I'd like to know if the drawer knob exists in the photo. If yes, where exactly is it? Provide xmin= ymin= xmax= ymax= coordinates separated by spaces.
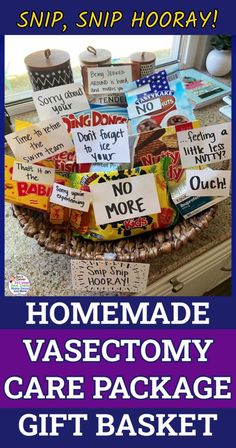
xmin=220 ymin=266 xmax=231 ymax=272
xmin=170 ymin=276 xmax=184 ymax=293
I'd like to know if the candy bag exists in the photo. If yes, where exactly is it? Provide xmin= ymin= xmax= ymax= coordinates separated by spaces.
xmin=70 ymin=159 xmax=178 ymax=241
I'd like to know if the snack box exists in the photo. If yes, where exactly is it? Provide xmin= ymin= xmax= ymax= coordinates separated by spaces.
xmin=127 ymin=70 xmax=195 ymax=134
xmin=4 ymin=155 xmax=69 ymax=212
xmin=170 ymin=171 xmax=225 ymax=219
xmin=86 ymin=93 xmax=127 ymax=107
xmin=62 ymin=105 xmax=129 ymax=134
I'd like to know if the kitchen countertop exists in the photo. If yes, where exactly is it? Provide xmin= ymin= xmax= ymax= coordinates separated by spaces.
xmin=5 ymin=81 xmax=231 ymax=296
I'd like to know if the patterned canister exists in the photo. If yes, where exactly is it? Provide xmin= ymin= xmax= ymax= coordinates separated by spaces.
xmin=79 ymin=46 xmax=112 ymax=66
xmin=130 ymin=51 xmax=156 ymax=77
xmin=24 ymin=49 xmax=74 ymax=91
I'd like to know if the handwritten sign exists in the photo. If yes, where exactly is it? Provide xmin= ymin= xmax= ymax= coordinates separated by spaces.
xmin=71 ymin=260 xmax=150 ymax=293
xmin=32 ymin=82 xmax=90 ymax=121
xmin=72 ymin=123 xmax=130 ymax=164
xmin=50 ymin=183 xmax=91 ymax=211
xmin=87 ymin=66 xmax=132 ymax=94
xmin=186 ymin=169 xmax=231 ymax=197
xmin=177 ymin=122 xmax=231 ymax=168
xmin=6 ymin=118 xmax=74 ymax=164
xmin=12 ymin=161 xmax=55 ymax=185
xmin=90 ymin=173 xmax=160 ymax=225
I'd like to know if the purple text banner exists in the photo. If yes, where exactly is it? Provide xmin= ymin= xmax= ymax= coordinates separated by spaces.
xmin=0 ymin=329 xmax=235 ymax=408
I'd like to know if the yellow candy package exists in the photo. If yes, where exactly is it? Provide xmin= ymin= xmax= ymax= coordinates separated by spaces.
xmin=5 ymin=155 xmax=69 ymax=212
xmin=70 ymin=159 xmax=178 ymax=241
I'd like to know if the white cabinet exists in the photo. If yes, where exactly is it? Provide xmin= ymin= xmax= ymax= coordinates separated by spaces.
xmin=142 ymin=239 xmax=231 ymax=296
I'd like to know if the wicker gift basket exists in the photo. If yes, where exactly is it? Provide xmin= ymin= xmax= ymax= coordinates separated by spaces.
xmin=5 ymin=60 xmax=229 ymax=263
xmin=6 ymin=134 xmax=227 ymax=263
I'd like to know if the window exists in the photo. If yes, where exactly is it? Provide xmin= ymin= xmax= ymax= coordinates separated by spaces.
xmin=5 ymin=34 xmax=182 ymax=113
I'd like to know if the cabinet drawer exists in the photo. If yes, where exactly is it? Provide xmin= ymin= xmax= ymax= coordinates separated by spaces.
xmin=142 ymin=239 xmax=231 ymax=296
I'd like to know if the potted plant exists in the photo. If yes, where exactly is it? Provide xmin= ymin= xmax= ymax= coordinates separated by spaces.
xmin=206 ymin=35 xmax=232 ymax=77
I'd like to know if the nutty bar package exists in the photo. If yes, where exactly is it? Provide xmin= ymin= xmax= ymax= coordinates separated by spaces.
xmin=132 ymin=120 xmax=200 ymax=187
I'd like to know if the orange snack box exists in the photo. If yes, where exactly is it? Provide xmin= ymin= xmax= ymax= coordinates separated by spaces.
xmin=5 ymin=155 xmax=69 ymax=212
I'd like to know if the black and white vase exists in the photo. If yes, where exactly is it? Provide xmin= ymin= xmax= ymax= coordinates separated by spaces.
xmin=25 ymin=49 xmax=74 ymax=91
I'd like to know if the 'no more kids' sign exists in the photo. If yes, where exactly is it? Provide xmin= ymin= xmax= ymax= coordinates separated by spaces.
xmin=90 ymin=173 xmax=161 ymax=225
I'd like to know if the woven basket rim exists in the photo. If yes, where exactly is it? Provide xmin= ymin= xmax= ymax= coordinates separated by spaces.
xmin=12 ymin=204 xmax=217 ymax=263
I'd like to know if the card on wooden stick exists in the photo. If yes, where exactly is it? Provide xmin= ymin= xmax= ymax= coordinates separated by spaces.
xmin=186 ymin=169 xmax=231 ymax=197
xmin=50 ymin=183 xmax=92 ymax=212
xmin=12 ymin=161 xmax=55 ymax=185
xmin=82 ymin=64 xmax=140 ymax=97
xmin=72 ymin=123 xmax=130 ymax=164
xmin=32 ymin=82 xmax=90 ymax=120
xmin=71 ymin=260 xmax=150 ymax=293
xmin=177 ymin=122 xmax=231 ymax=168
xmin=90 ymin=173 xmax=161 ymax=225
xmin=6 ymin=117 xmax=74 ymax=164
